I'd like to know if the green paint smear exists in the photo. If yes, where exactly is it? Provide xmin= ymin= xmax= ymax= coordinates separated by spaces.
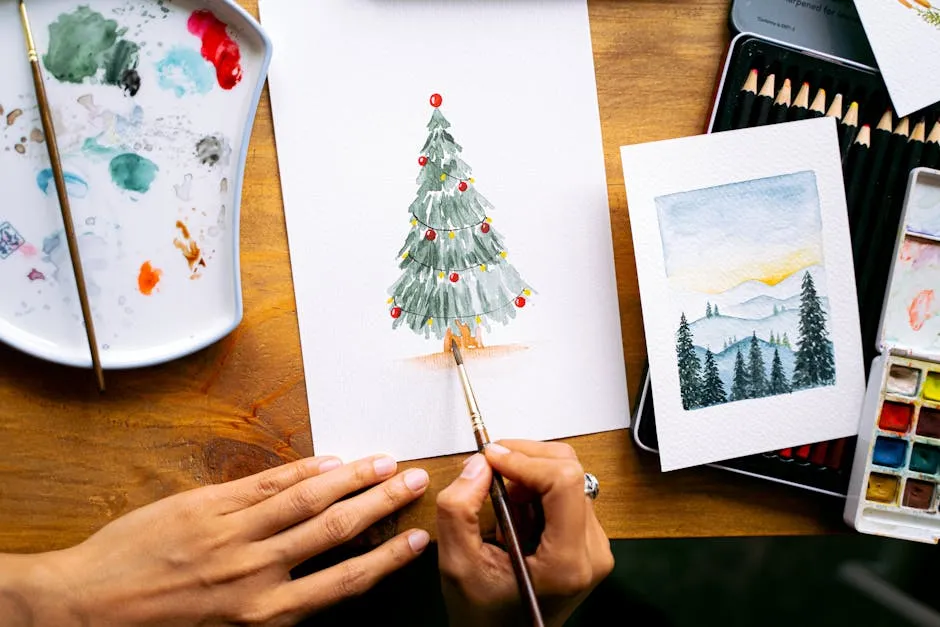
xmin=44 ymin=6 xmax=139 ymax=86
xmin=109 ymin=153 xmax=158 ymax=193
xmin=82 ymin=136 xmax=120 ymax=160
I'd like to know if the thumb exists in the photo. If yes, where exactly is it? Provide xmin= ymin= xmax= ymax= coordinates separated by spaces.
xmin=436 ymin=453 xmax=492 ymax=574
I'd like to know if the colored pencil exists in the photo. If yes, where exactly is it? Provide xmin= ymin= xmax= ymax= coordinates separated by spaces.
xmin=809 ymin=441 xmax=830 ymax=466
xmin=838 ymin=101 xmax=859 ymax=160
xmin=845 ymin=124 xmax=871 ymax=230
xmin=825 ymin=438 xmax=848 ymax=470
xmin=807 ymin=87 xmax=827 ymax=119
xmin=18 ymin=0 xmax=105 ymax=391
xmin=753 ymin=74 xmax=776 ymax=126
xmin=825 ymin=93 xmax=844 ymax=123
xmin=733 ymin=69 xmax=759 ymax=130
xmin=788 ymin=81 xmax=810 ymax=121
xmin=922 ymin=121 xmax=940 ymax=170
xmin=852 ymin=110 xmax=894 ymax=275
xmin=770 ymin=78 xmax=791 ymax=125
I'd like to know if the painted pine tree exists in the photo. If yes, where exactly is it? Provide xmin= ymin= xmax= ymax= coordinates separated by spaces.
xmin=388 ymin=94 xmax=533 ymax=348
xmin=699 ymin=348 xmax=727 ymax=407
xmin=792 ymin=271 xmax=835 ymax=389
xmin=769 ymin=347 xmax=791 ymax=395
xmin=676 ymin=312 xmax=702 ymax=410
xmin=731 ymin=348 xmax=749 ymax=401
xmin=705 ymin=302 xmax=712 ymax=318
xmin=746 ymin=332 xmax=768 ymax=398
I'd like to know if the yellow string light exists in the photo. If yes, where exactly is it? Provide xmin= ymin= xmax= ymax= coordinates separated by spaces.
xmin=523 ymin=289 xmax=531 ymax=296
xmin=448 ymin=232 xmax=455 ymax=239
xmin=402 ymin=251 xmax=409 ymax=259
xmin=438 ymin=271 xmax=445 ymax=279
xmin=499 ymin=251 xmax=508 ymax=259
xmin=387 ymin=297 xmax=394 ymax=304
xmin=475 ymin=316 xmax=482 ymax=324
xmin=439 ymin=174 xmax=446 ymax=181
xmin=469 ymin=178 xmax=475 ymax=183
xmin=486 ymin=217 xmax=493 ymax=224
xmin=411 ymin=218 xmax=417 ymax=226
xmin=427 ymin=318 xmax=433 ymax=325
xmin=480 ymin=264 xmax=487 ymax=272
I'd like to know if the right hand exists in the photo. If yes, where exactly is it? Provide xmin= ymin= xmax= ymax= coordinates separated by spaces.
xmin=435 ymin=440 xmax=614 ymax=627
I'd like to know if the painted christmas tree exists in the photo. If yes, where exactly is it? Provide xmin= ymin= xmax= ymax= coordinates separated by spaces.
xmin=699 ymin=348 xmax=727 ymax=407
xmin=387 ymin=94 xmax=533 ymax=351
xmin=675 ymin=312 xmax=702 ymax=410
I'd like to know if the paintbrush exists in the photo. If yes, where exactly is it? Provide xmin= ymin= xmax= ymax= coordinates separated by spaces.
xmin=450 ymin=341 xmax=544 ymax=627
xmin=18 ymin=0 xmax=105 ymax=391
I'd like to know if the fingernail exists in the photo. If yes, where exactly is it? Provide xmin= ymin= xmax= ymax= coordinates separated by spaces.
xmin=403 ymin=468 xmax=429 ymax=492
xmin=373 ymin=456 xmax=397 ymax=477
xmin=408 ymin=529 xmax=430 ymax=553
xmin=461 ymin=453 xmax=486 ymax=479
xmin=318 ymin=458 xmax=342 ymax=472
xmin=461 ymin=454 xmax=475 ymax=465
xmin=487 ymin=443 xmax=510 ymax=455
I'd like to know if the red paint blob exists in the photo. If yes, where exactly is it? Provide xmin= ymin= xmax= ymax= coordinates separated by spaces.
xmin=418 ymin=156 xmax=428 ymax=166
xmin=879 ymin=401 xmax=913 ymax=433
xmin=481 ymin=222 xmax=490 ymax=234
xmin=188 ymin=10 xmax=243 ymax=90
xmin=449 ymin=272 xmax=459 ymax=283
xmin=430 ymin=93 xmax=443 ymax=107
xmin=390 ymin=306 xmax=402 ymax=319
xmin=514 ymin=296 xmax=526 ymax=308
xmin=458 ymin=181 xmax=468 ymax=192
xmin=425 ymin=229 xmax=437 ymax=241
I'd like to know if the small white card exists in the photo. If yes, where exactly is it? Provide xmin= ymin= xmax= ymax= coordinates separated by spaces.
xmin=621 ymin=118 xmax=866 ymax=471
xmin=854 ymin=0 xmax=940 ymax=117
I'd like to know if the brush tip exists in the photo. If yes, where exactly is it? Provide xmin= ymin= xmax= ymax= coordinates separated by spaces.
xmin=450 ymin=341 xmax=463 ymax=365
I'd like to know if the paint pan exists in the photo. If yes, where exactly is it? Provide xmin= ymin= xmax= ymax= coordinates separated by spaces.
xmin=844 ymin=168 xmax=940 ymax=544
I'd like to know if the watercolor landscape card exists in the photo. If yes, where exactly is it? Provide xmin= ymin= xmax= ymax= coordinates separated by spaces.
xmin=621 ymin=118 xmax=866 ymax=471
xmin=261 ymin=0 xmax=629 ymax=462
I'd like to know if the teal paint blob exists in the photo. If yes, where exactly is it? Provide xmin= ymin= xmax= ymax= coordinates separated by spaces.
xmin=109 ymin=153 xmax=158 ymax=193
xmin=43 ymin=7 xmax=140 ymax=88
xmin=156 ymin=47 xmax=214 ymax=97
xmin=36 ymin=169 xmax=89 ymax=199
xmin=82 ymin=136 xmax=119 ymax=160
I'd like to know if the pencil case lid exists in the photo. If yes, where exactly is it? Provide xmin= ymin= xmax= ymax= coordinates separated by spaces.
xmin=876 ymin=167 xmax=940 ymax=361
xmin=730 ymin=0 xmax=876 ymax=68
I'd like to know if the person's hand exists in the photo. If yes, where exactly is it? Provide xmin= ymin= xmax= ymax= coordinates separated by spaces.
xmin=6 ymin=454 xmax=430 ymax=626
xmin=435 ymin=440 xmax=613 ymax=627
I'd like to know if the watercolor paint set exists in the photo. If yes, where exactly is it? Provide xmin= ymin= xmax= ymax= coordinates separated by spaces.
xmin=844 ymin=167 xmax=940 ymax=544
xmin=633 ymin=0 xmax=940 ymax=493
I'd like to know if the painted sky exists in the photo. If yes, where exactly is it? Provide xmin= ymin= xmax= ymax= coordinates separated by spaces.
xmin=655 ymin=171 xmax=824 ymax=294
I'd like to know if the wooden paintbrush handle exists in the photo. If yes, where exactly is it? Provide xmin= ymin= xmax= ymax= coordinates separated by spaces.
xmin=489 ymin=470 xmax=544 ymax=627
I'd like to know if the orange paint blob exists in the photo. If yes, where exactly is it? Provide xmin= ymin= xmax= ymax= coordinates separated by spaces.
xmin=907 ymin=289 xmax=935 ymax=331
xmin=138 ymin=261 xmax=162 ymax=295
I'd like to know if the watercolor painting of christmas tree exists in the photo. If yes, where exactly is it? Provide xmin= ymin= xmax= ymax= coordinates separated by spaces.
xmin=657 ymin=171 xmax=836 ymax=411
xmin=387 ymin=94 xmax=534 ymax=353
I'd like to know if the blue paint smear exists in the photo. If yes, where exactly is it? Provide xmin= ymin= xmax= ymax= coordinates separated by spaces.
xmin=37 ymin=169 xmax=89 ymax=199
xmin=872 ymin=437 xmax=907 ymax=469
xmin=156 ymin=47 xmax=214 ymax=98
xmin=42 ymin=232 xmax=61 ymax=256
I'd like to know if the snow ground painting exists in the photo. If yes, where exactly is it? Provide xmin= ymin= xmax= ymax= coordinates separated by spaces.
xmin=655 ymin=171 xmax=836 ymax=411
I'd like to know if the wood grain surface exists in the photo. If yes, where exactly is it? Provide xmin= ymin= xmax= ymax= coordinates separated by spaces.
xmin=0 ymin=0 xmax=848 ymax=555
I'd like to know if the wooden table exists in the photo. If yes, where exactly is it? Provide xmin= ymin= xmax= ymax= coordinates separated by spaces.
xmin=0 ymin=0 xmax=848 ymax=554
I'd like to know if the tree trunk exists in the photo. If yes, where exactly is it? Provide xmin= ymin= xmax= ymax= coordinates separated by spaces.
xmin=443 ymin=322 xmax=483 ymax=353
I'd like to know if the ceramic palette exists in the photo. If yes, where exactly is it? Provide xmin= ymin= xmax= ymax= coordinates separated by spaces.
xmin=845 ymin=167 xmax=940 ymax=543
xmin=0 ymin=0 xmax=270 ymax=369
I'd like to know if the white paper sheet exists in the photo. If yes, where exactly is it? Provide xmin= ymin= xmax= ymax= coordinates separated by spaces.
xmin=854 ymin=0 xmax=940 ymax=117
xmin=260 ymin=0 xmax=629 ymax=461
xmin=621 ymin=118 xmax=866 ymax=471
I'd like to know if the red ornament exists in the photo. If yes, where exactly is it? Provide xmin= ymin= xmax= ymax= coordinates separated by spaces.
xmin=514 ymin=296 xmax=527 ymax=308
xmin=425 ymin=229 xmax=437 ymax=241
xmin=418 ymin=156 xmax=428 ymax=166
xmin=449 ymin=272 xmax=460 ymax=283
xmin=481 ymin=222 xmax=490 ymax=234
xmin=430 ymin=93 xmax=443 ymax=107
xmin=390 ymin=306 xmax=402 ymax=319
xmin=458 ymin=181 xmax=468 ymax=192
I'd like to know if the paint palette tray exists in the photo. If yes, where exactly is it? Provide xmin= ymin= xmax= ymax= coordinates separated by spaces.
xmin=0 ymin=0 xmax=271 ymax=369
xmin=844 ymin=167 xmax=940 ymax=543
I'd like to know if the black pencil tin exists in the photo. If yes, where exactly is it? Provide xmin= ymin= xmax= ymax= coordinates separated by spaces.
xmin=631 ymin=0 xmax=912 ymax=498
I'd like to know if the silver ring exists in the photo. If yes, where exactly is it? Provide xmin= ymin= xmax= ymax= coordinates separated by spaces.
xmin=583 ymin=472 xmax=599 ymax=500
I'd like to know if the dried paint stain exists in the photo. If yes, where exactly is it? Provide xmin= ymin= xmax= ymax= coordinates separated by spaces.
xmin=43 ymin=7 xmax=141 ymax=93
xmin=6 ymin=109 xmax=22 ymax=126
xmin=109 ymin=153 xmax=158 ymax=193
xmin=156 ymin=47 xmax=215 ymax=97
xmin=174 ymin=220 xmax=207 ymax=273
xmin=187 ymin=10 xmax=243 ymax=90
xmin=195 ymin=135 xmax=230 ymax=166
xmin=27 ymin=268 xmax=45 ymax=281
xmin=138 ymin=261 xmax=162 ymax=295
xmin=908 ymin=289 xmax=935 ymax=331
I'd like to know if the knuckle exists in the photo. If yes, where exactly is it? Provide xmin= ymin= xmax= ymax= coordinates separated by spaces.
xmin=550 ymin=562 xmax=594 ymax=596
xmin=287 ymin=480 xmax=326 ymax=516
xmin=381 ymin=479 xmax=405 ymax=509
xmin=335 ymin=561 xmax=371 ymax=598
xmin=555 ymin=443 xmax=578 ymax=459
xmin=435 ymin=487 xmax=464 ymax=516
xmin=556 ymin=460 xmax=585 ymax=488
xmin=323 ymin=506 xmax=358 ymax=544
xmin=597 ymin=548 xmax=615 ymax=579
xmin=353 ymin=460 xmax=375 ymax=485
